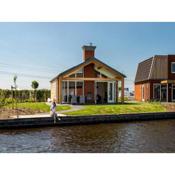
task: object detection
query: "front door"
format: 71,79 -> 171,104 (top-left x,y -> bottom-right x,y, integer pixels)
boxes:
107,81 -> 116,103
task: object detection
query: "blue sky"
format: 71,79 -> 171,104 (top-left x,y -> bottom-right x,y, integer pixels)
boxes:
1,22 -> 175,90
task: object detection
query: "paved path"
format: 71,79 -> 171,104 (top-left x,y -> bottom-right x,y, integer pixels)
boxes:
46,102 -> 85,114
58,104 -> 84,114
11,104 -> 84,119
11,113 -> 66,119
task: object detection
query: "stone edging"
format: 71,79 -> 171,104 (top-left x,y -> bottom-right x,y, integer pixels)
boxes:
0,112 -> 175,129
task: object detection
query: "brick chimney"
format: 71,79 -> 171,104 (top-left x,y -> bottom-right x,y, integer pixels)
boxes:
82,43 -> 96,61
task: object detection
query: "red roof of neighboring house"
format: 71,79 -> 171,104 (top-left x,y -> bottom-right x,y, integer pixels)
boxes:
135,55 -> 168,83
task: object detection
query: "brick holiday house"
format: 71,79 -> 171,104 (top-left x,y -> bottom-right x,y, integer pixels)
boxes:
50,44 -> 126,104
135,55 -> 175,102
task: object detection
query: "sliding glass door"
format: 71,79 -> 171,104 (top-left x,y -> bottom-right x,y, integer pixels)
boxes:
62,81 -> 84,103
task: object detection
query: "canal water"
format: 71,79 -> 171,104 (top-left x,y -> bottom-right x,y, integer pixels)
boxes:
0,119 -> 175,153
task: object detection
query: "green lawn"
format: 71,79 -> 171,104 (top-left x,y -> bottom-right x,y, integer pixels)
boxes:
64,102 -> 167,116
5,102 -> 71,113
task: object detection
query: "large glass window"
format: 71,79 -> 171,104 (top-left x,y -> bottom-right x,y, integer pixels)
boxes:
69,69 -> 84,78
62,81 -> 84,103
69,82 -> 75,96
171,62 -> 175,73
62,81 -> 68,103
69,74 -> 75,78
172,84 -> 175,101
153,84 -> 161,100
161,85 -> 167,102
109,83 -> 113,100
76,73 -> 83,78
67,82 -> 75,103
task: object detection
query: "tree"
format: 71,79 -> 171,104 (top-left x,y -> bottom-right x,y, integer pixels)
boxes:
10,75 -> 18,117
13,75 -> 17,89
31,80 -> 39,102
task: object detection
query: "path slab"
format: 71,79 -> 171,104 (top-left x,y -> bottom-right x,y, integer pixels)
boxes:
11,113 -> 66,119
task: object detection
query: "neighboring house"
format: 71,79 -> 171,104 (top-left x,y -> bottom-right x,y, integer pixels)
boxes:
124,88 -> 130,97
119,88 -> 134,101
118,88 -> 129,97
50,44 -> 126,104
130,91 -> 134,97
135,55 -> 175,102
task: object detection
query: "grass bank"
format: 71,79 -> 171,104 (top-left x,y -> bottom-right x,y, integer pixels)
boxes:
0,102 -> 71,119
64,102 -> 167,116
15,102 -> 71,112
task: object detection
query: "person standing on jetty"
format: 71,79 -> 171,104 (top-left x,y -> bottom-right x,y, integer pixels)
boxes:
50,99 -> 57,123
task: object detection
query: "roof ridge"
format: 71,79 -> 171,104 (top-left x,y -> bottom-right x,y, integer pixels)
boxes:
138,56 -> 153,65
139,55 -> 168,65
154,54 -> 167,56
148,56 -> 155,80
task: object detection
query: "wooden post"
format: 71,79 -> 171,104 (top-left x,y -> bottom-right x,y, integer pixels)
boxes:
121,78 -> 125,103
58,77 -> 62,104
167,83 -> 168,102
116,81 -> 118,103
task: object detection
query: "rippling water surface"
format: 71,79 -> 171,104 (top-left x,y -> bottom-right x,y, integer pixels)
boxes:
1,119 -> 175,153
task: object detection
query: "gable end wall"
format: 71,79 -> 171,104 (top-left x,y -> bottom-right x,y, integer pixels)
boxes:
84,63 -> 97,78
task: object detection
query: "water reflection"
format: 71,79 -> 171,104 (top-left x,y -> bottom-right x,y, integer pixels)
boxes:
0,120 -> 175,152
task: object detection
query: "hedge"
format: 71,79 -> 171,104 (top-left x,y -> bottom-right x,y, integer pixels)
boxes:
0,89 -> 50,106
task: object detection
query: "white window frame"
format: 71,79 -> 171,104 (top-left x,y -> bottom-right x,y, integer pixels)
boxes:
107,81 -> 116,103
171,62 -> 175,73
141,85 -> 145,101
62,80 -> 84,103
68,68 -> 84,78
95,80 -> 116,104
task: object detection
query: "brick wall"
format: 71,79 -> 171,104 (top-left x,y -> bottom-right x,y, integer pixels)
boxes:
84,63 -> 97,78
135,82 -> 150,101
83,50 -> 94,61
144,83 -> 150,101
135,84 -> 142,101
168,55 -> 175,79
84,81 -> 95,103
